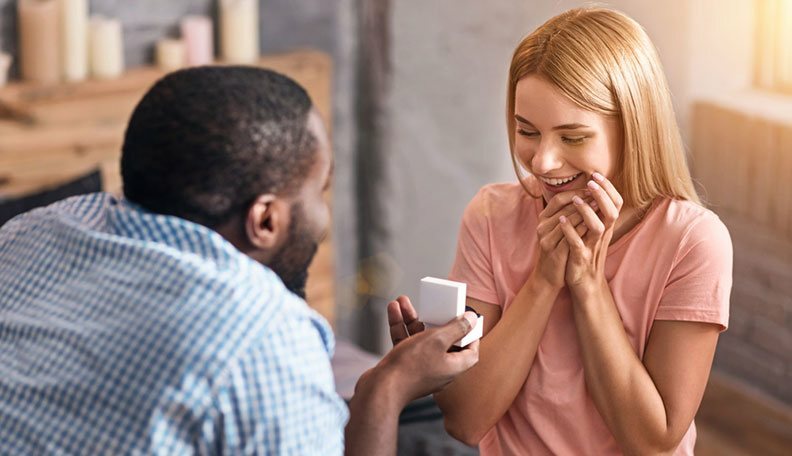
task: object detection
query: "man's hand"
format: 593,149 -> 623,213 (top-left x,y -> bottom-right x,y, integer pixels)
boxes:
387,295 -> 426,345
378,295 -> 480,405
345,295 -> 479,456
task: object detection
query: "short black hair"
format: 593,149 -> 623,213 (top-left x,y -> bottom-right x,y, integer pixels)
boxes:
121,66 -> 317,227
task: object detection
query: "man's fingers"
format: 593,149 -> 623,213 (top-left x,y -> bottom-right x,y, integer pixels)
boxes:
396,295 -> 424,335
406,319 -> 425,336
444,339 -> 480,373
435,311 -> 478,347
387,299 -> 404,326
396,295 -> 418,322
387,300 -> 410,345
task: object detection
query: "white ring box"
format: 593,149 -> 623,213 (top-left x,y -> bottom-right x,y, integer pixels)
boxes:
419,277 -> 483,348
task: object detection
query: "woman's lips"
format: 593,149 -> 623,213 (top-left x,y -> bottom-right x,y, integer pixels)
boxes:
541,173 -> 584,193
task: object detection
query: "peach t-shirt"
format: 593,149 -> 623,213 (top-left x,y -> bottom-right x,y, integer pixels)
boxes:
448,183 -> 732,455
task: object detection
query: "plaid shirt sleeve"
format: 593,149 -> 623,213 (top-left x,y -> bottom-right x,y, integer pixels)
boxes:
207,309 -> 346,454
197,302 -> 348,455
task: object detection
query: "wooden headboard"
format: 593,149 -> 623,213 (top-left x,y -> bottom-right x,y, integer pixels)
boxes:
0,49 -> 336,324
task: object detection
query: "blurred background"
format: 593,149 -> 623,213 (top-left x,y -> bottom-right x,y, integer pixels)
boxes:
0,0 -> 790,454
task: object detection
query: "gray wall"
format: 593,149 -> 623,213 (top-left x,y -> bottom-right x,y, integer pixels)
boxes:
360,0 -> 531,351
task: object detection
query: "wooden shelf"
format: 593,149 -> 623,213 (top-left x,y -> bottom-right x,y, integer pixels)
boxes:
0,49 -> 336,323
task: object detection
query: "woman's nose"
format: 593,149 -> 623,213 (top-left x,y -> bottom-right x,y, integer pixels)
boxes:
531,139 -> 564,175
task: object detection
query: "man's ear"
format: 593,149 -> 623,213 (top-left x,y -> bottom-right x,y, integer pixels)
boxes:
245,194 -> 291,250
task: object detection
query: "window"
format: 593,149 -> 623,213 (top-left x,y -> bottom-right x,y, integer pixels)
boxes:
755,0 -> 792,94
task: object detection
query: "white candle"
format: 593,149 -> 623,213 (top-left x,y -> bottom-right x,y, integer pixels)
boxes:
60,0 -> 88,82
156,39 -> 186,72
89,16 -> 124,80
18,0 -> 61,84
219,0 -> 260,64
181,16 -> 214,66
0,53 -> 12,87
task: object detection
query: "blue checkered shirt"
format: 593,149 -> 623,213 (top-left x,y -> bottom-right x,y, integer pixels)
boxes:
0,193 -> 348,455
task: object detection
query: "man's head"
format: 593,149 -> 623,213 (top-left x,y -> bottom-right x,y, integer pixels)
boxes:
121,66 -> 332,298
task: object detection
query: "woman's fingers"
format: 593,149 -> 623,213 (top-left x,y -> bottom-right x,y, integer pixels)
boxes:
591,172 -> 623,210
558,215 -> 585,251
538,204 -> 576,235
541,212 -> 587,251
538,207 -> 581,235
537,198 -> 596,235
572,195 -> 605,242
587,179 -> 619,226
540,189 -> 592,220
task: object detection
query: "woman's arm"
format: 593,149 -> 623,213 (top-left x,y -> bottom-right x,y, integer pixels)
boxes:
571,283 -> 719,455
434,277 -> 560,446
559,172 -> 724,454
436,189 -> 592,446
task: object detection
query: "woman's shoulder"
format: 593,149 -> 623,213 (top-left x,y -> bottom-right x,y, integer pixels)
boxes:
465,182 -> 539,220
653,198 -> 731,252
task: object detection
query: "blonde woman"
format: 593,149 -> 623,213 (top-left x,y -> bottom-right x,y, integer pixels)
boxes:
435,7 -> 732,455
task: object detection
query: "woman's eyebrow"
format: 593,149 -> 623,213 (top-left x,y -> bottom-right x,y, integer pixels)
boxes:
514,114 -> 590,131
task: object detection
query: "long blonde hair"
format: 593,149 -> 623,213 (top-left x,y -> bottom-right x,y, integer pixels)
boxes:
507,7 -> 700,208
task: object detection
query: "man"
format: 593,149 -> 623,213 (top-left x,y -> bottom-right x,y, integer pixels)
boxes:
0,67 -> 478,454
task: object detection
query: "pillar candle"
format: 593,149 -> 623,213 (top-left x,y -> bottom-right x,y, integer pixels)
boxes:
89,16 -> 124,79
219,0 -> 260,64
181,15 -> 214,66
60,0 -> 88,82
0,53 -> 12,87
18,0 -> 61,84
156,39 -> 186,72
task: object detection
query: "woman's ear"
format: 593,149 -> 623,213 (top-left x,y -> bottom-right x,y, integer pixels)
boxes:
245,194 -> 292,251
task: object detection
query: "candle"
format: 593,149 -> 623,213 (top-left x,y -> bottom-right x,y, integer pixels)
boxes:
181,16 -> 214,66
219,0 -> 260,64
0,53 -> 12,87
89,16 -> 124,80
60,0 -> 89,82
156,39 -> 186,72
17,0 -> 61,84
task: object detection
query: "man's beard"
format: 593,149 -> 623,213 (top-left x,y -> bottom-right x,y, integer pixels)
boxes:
267,203 -> 319,300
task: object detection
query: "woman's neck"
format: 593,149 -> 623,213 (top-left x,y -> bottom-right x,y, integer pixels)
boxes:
610,204 -> 645,245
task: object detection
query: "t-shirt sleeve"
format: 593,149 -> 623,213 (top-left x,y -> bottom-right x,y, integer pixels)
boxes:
655,212 -> 733,331
448,189 -> 500,305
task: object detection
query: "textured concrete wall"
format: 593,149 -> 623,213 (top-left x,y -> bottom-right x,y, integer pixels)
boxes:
714,212 -> 792,404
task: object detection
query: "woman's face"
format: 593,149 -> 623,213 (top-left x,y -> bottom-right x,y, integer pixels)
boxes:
513,75 -> 623,203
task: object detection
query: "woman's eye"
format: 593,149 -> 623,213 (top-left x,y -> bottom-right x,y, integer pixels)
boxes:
518,129 -> 539,137
562,136 -> 586,145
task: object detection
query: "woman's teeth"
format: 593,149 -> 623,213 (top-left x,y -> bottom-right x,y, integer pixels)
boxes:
540,173 -> 581,187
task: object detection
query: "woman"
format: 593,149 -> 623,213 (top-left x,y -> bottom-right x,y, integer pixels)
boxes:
434,7 -> 732,455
